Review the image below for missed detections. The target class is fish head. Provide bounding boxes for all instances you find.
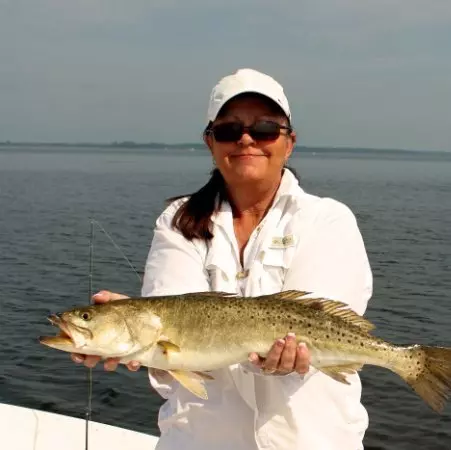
[40,303,147,358]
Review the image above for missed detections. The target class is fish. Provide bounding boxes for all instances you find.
[39,290,451,413]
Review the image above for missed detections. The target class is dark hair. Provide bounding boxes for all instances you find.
[169,165,300,242]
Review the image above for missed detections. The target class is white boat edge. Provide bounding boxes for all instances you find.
[0,402,159,450]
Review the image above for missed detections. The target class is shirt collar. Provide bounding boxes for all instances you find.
[211,168,303,228]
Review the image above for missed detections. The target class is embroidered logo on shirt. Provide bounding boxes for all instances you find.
[270,234,295,248]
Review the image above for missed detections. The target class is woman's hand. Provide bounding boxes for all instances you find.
[70,290,142,372]
[248,333,310,375]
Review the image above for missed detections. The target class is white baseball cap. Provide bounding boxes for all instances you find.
[206,68,291,125]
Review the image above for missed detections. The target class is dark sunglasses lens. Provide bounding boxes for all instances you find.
[212,123,243,142]
[211,121,286,142]
[251,121,281,140]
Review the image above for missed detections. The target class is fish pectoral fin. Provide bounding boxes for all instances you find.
[168,370,209,399]
[157,340,181,355]
[193,371,215,380]
[318,363,364,384]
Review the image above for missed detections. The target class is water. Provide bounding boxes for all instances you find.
[0,146,450,449]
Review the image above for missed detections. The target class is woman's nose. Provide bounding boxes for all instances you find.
[237,131,255,146]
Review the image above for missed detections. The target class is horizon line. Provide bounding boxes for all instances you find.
[0,141,449,154]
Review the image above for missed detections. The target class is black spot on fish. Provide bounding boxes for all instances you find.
[309,302,323,311]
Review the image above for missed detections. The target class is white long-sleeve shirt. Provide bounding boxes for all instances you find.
[142,168,373,450]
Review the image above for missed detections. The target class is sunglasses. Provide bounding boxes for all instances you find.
[208,120,292,143]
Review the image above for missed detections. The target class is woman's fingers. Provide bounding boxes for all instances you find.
[126,361,141,372]
[71,353,85,364]
[92,290,130,304]
[84,355,102,368]
[72,354,139,372]
[294,342,310,374]
[104,358,120,371]
[248,334,311,375]
[71,353,100,368]
[278,333,297,373]
[261,338,285,373]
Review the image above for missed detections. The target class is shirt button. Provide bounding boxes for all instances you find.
[236,269,249,279]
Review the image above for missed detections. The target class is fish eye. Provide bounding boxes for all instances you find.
[81,311,91,321]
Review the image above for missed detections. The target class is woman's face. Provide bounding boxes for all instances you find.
[205,95,296,186]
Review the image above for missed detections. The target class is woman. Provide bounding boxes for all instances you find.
[72,68,373,449]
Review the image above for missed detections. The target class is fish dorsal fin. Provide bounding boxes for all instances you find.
[190,291,238,298]
[257,290,312,302]
[187,290,308,301]
[300,297,376,332]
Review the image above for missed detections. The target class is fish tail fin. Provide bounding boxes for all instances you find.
[398,345,451,413]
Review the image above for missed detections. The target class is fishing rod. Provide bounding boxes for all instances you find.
[84,219,142,450]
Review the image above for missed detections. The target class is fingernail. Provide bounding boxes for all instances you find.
[298,342,307,350]
[287,332,296,340]
[248,354,258,363]
[73,355,83,363]
[93,292,103,298]
[131,361,140,370]
[277,339,285,346]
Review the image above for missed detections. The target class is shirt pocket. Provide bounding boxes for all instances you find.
[259,247,294,292]
[205,251,235,292]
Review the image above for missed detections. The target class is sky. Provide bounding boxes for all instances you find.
[1,0,450,151]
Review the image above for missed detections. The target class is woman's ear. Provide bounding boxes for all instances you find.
[204,133,214,152]
[285,130,296,160]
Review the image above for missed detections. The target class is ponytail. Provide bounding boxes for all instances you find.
[170,168,226,241]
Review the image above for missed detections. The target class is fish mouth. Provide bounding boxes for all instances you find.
[39,314,93,347]
[48,314,73,340]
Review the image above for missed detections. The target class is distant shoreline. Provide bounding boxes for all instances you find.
[0,141,448,154]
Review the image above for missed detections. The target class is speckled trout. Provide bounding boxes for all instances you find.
[39,290,451,412]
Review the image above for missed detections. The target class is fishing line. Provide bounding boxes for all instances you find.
[85,220,94,450]
[90,219,142,284]
[84,219,142,450]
